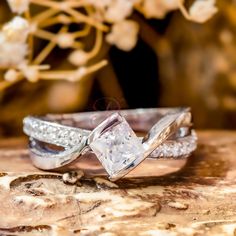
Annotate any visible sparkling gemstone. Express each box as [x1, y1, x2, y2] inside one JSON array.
[[89, 113, 145, 179]]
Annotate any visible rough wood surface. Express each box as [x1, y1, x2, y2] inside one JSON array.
[[0, 131, 236, 236]]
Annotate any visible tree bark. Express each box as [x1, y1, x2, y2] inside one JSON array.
[[0, 131, 235, 235]]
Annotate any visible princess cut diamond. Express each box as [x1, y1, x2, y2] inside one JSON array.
[[88, 113, 145, 180]]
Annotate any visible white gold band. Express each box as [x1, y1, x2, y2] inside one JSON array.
[[23, 108, 197, 181]]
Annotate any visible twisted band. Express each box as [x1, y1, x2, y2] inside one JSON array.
[[23, 108, 197, 181]]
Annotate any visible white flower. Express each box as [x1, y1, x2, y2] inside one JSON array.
[[4, 69, 19, 82], [139, 0, 181, 19], [7, 0, 29, 14], [189, 0, 218, 23], [0, 35, 28, 67], [0, 17, 29, 67], [3, 16, 30, 43], [68, 50, 88, 66], [106, 20, 139, 51], [141, 0, 168, 19], [19, 64, 39, 82], [57, 33, 74, 48], [88, 0, 136, 22], [104, 0, 134, 22]]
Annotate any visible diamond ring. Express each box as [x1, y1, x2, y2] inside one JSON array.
[[23, 108, 197, 181]]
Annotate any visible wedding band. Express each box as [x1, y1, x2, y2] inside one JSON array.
[[23, 108, 197, 181]]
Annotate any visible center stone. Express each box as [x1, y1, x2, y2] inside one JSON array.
[[88, 113, 145, 180]]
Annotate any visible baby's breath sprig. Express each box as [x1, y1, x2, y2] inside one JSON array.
[[0, 0, 217, 91]]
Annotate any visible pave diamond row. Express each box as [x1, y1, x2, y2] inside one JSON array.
[[149, 131, 197, 158], [23, 116, 196, 158], [23, 117, 90, 148]]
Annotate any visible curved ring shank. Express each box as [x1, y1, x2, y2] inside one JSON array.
[[24, 108, 192, 147], [45, 108, 191, 132]]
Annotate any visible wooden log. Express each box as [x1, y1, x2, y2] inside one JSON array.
[[0, 131, 235, 235]]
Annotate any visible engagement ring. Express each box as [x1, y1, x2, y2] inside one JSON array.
[[23, 108, 197, 181]]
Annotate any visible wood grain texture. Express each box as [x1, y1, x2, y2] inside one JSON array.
[[0, 131, 236, 236]]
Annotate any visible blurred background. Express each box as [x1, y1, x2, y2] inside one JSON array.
[[0, 0, 235, 137]]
